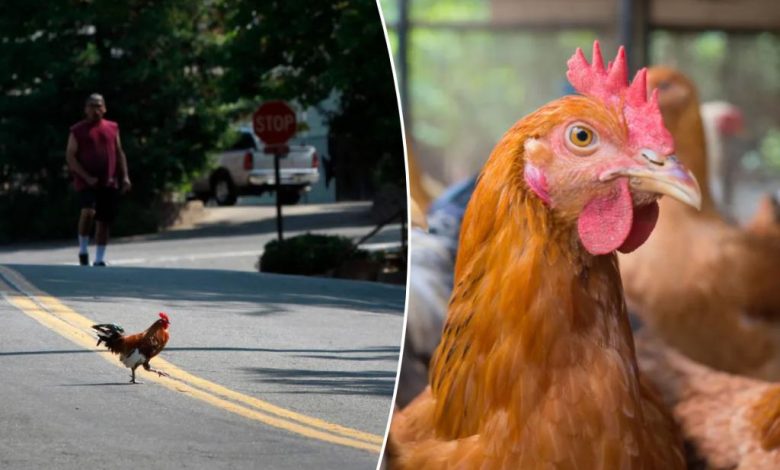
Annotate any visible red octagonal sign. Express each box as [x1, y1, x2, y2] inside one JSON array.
[[252, 100, 297, 145]]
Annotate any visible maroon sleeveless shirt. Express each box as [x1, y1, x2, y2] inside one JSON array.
[[70, 119, 119, 191]]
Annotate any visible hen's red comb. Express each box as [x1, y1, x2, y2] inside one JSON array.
[[566, 41, 674, 155], [159, 312, 170, 323]]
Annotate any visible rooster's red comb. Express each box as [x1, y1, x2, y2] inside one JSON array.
[[566, 41, 674, 155], [159, 312, 170, 322]]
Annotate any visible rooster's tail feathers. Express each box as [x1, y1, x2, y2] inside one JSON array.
[[92, 323, 125, 347]]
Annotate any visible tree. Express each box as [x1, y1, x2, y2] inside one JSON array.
[[0, 0, 226, 241], [0, 0, 407, 242], [219, 0, 405, 200]]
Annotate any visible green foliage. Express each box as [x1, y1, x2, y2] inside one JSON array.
[[0, 191, 74, 244], [389, 25, 603, 178], [0, 0, 227, 241], [380, 0, 489, 23], [259, 233, 367, 276], [380, 0, 780, 186], [219, 0, 406, 198], [374, 152, 406, 188], [761, 128, 780, 169], [0, 1, 406, 242], [652, 31, 780, 177], [693, 31, 728, 61]]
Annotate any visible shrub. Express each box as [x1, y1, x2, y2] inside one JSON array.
[[259, 233, 368, 276]]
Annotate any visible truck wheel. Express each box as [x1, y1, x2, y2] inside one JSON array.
[[211, 172, 237, 206], [278, 188, 301, 205]]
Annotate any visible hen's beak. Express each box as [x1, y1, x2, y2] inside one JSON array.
[[600, 149, 702, 210]]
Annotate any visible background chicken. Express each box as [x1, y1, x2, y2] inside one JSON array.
[[619, 67, 780, 379], [699, 100, 745, 211], [396, 227, 453, 406], [397, 146, 464, 406], [407, 142, 445, 215], [635, 332, 780, 469], [93, 312, 171, 384], [747, 190, 780, 237], [389, 42, 700, 469]]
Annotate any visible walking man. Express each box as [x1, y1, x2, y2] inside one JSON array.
[[65, 94, 131, 266]]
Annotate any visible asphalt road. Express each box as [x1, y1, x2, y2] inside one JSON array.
[[0, 201, 404, 271], [0, 202, 406, 469]]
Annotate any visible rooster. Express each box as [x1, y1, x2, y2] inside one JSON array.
[[93, 312, 171, 384], [619, 67, 780, 379], [388, 42, 701, 469]]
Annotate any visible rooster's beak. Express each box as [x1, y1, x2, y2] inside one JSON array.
[[600, 149, 702, 210]]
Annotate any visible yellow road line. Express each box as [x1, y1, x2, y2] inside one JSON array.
[[0, 268, 381, 445], [0, 266, 383, 452]]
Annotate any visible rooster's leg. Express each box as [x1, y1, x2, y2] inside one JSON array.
[[143, 362, 169, 378], [130, 367, 142, 384]]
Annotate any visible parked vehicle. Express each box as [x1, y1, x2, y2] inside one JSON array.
[[191, 127, 320, 206]]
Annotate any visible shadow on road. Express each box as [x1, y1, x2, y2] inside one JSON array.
[[169, 345, 399, 362], [0, 345, 400, 362], [1, 346, 400, 394], [0, 349, 94, 356], [244, 366, 396, 396], [135, 203, 382, 243], [0, 202, 392, 251], [61, 382, 132, 386], [4, 264, 405, 315]]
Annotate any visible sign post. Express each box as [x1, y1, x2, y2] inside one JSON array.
[[253, 100, 297, 242]]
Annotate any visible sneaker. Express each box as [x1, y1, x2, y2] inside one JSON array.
[[93, 261, 107, 267], [79, 253, 89, 266]]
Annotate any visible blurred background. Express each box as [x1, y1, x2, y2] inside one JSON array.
[[0, 0, 405, 243], [380, 0, 779, 223], [0, 0, 410, 283]]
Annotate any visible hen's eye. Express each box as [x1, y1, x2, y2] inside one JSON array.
[[568, 125, 595, 148]]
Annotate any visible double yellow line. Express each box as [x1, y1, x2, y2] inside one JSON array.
[[0, 265, 382, 453]]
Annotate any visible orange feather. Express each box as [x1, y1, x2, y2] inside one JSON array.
[[389, 97, 684, 469]]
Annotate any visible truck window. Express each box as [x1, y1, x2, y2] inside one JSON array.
[[228, 132, 256, 151]]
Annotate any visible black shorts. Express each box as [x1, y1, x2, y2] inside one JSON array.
[[79, 187, 119, 224]]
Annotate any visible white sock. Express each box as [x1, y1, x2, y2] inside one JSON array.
[[78, 235, 89, 255], [95, 245, 106, 263]]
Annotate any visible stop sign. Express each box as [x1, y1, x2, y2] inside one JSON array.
[[252, 100, 297, 145]]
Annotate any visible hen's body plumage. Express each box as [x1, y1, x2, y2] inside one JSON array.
[[636, 333, 780, 469]]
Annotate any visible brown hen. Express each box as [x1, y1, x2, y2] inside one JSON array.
[[636, 333, 780, 469], [619, 67, 780, 379], [388, 42, 701, 469]]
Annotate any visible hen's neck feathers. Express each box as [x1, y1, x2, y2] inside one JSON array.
[[429, 121, 667, 463]]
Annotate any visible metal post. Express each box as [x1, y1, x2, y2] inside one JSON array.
[[400, 209, 407, 267], [274, 151, 284, 242], [618, 0, 649, 72], [397, 0, 410, 125]]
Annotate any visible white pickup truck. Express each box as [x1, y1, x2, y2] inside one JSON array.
[[191, 127, 320, 206]]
